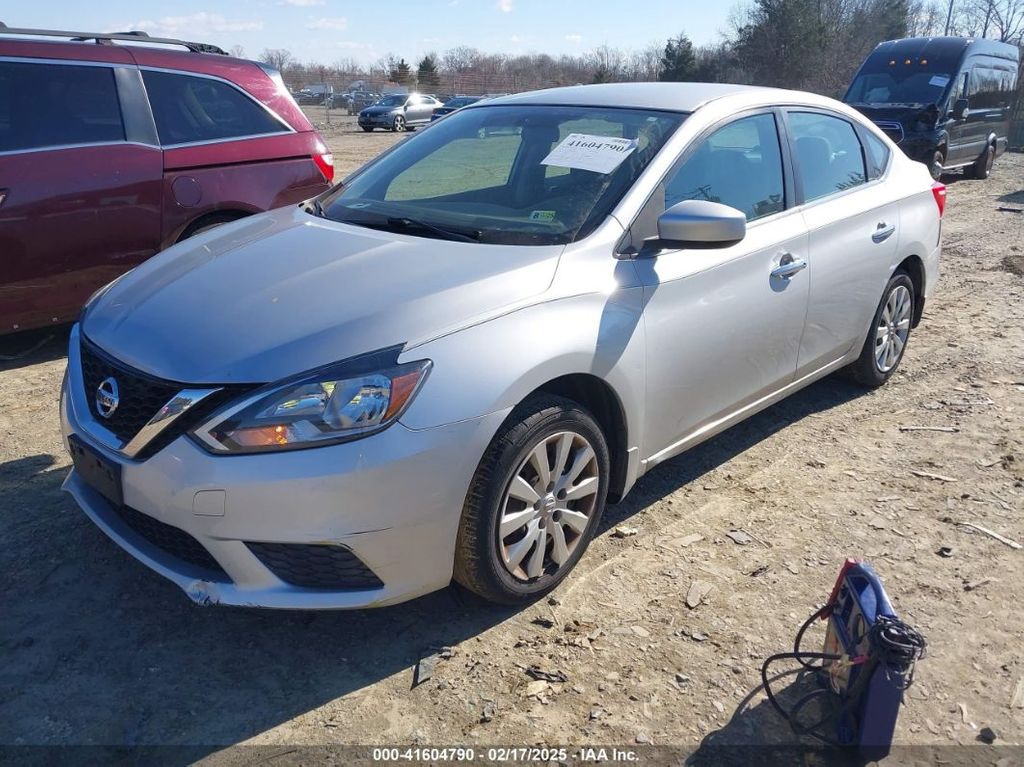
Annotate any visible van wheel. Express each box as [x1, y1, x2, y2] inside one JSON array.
[[966, 143, 994, 180], [845, 272, 915, 388], [928, 150, 945, 180], [453, 394, 610, 605]]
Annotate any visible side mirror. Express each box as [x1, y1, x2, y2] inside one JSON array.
[[952, 98, 969, 120], [654, 200, 746, 250]]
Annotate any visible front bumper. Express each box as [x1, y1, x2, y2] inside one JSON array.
[[60, 328, 506, 608], [358, 112, 397, 127]]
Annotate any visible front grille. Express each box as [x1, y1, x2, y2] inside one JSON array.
[[114, 504, 229, 581], [246, 542, 384, 590], [79, 336, 252, 457], [876, 121, 904, 144], [80, 338, 182, 444]]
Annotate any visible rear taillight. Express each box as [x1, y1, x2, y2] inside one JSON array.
[[931, 182, 946, 218], [313, 152, 334, 183]]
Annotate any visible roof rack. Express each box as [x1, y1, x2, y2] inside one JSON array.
[[0, 23, 228, 55]]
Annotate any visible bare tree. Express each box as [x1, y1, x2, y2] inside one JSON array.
[[259, 48, 293, 75], [229, 45, 246, 59]]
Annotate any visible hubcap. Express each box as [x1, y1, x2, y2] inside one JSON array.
[[497, 431, 599, 582], [875, 284, 912, 373]]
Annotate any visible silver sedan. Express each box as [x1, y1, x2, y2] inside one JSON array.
[[61, 83, 944, 608]]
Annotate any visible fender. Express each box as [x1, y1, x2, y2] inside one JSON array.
[[397, 287, 647, 466]]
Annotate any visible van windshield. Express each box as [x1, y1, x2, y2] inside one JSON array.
[[317, 104, 684, 245], [845, 54, 960, 107]]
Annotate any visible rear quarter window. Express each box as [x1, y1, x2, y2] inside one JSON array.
[[0, 61, 124, 152], [142, 70, 287, 146], [862, 130, 891, 180]]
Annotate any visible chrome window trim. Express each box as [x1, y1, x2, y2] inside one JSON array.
[[0, 54, 130, 68], [0, 140, 159, 157], [159, 129, 295, 150], [138, 65, 296, 138]]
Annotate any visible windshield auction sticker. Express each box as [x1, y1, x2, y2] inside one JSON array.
[[541, 133, 638, 174]]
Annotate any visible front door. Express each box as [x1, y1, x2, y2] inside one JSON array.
[[634, 112, 810, 458]]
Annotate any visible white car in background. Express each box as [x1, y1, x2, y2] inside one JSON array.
[[61, 83, 944, 609]]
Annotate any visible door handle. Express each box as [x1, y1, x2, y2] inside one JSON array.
[[771, 253, 808, 280], [872, 222, 896, 243]]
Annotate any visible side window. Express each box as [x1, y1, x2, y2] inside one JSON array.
[[0, 61, 124, 152], [663, 113, 785, 222], [142, 70, 286, 146], [788, 111, 867, 202], [862, 130, 891, 180]]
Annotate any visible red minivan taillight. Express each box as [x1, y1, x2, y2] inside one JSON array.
[[313, 152, 334, 183], [931, 182, 946, 218]]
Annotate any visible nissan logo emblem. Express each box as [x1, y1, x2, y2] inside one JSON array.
[[96, 377, 120, 419]]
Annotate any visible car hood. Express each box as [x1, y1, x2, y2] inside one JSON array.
[[82, 206, 562, 384], [849, 103, 938, 128]]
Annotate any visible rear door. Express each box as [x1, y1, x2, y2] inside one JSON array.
[[141, 69, 327, 244], [0, 58, 162, 332], [784, 109, 901, 375]]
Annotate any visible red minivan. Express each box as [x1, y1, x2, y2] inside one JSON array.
[[0, 26, 333, 334]]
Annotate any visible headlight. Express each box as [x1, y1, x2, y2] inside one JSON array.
[[191, 354, 431, 454]]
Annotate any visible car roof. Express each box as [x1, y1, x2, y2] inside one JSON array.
[[480, 82, 824, 114], [871, 36, 1020, 62]]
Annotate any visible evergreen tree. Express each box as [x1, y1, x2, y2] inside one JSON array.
[[658, 33, 697, 81], [417, 54, 441, 89], [389, 58, 413, 86]]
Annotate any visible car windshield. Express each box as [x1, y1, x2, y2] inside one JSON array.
[[375, 95, 407, 107], [845, 54, 959, 107], [318, 104, 684, 245]]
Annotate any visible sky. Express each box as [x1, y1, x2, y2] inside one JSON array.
[[6, 1, 735, 66]]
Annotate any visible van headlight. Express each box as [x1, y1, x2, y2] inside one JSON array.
[[191, 356, 431, 454]]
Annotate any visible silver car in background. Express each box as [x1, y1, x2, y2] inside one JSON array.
[[60, 83, 945, 608]]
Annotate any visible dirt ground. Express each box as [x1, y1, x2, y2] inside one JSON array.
[[1, 113, 1022, 762]]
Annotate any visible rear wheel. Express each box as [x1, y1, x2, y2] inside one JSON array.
[[177, 212, 247, 243], [454, 394, 610, 605], [966, 142, 994, 180], [845, 272, 915, 388]]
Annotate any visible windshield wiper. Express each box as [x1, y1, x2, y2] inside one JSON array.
[[384, 216, 482, 243], [305, 198, 326, 217]]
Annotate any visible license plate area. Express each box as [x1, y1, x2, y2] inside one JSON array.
[[69, 434, 123, 507]]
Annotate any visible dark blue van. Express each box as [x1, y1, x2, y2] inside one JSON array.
[[844, 37, 1019, 180]]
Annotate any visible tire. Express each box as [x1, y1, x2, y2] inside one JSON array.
[[928, 149, 945, 181], [177, 212, 246, 243], [453, 394, 611, 605], [361, 126, 373, 132], [392, 115, 406, 132], [845, 272, 915, 388], [966, 142, 994, 180]]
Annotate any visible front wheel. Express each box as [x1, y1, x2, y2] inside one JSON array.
[[845, 272, 915, 388], [361, 126, 373, 132], [454, 394, 610, 605], [928, 150, 945, 181], [392, 115, 406, 132], [966, 142, 994, 180]]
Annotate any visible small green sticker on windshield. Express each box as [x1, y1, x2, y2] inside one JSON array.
[[529, 210, 557, 222]]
